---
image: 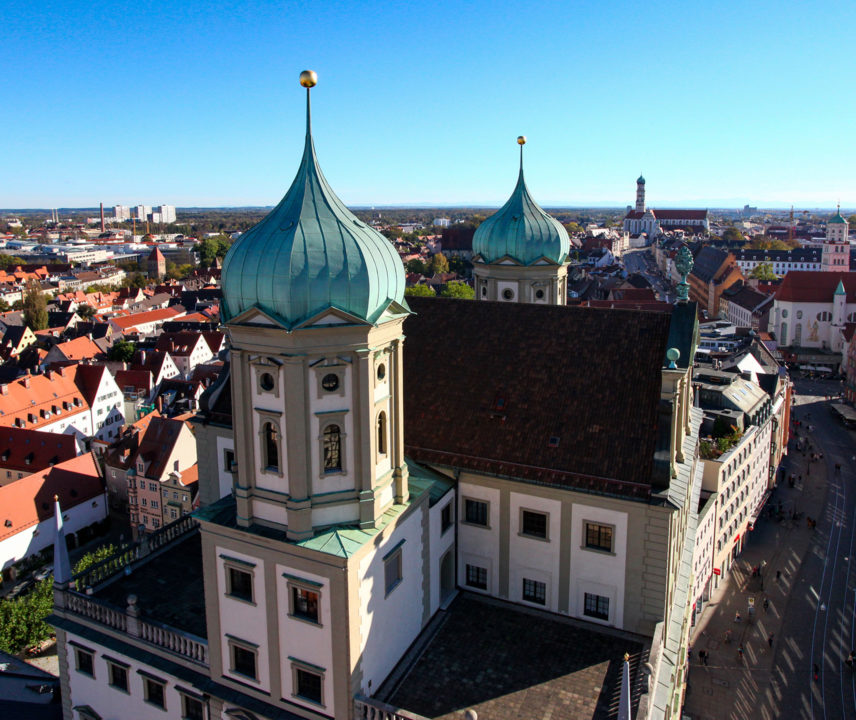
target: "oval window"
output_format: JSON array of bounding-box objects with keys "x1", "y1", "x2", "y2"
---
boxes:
[
  {"x1": 502, "y1": 289, "x2": 514, "y2": 300},
  {"x1": 260, "y1": 373, "x2": 275, "y2": 391},
  {"x1": 377, "y1": 364, "x2": 386, "y2": 381},
  {"x1": 535, "y1": 289, "x2": 545, "y2": 300},
  {"x1": 322, "y1": 373, "x2": 339, "y2": 392}
]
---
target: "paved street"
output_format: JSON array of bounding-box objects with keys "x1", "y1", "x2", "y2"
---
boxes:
[
  {"x1": 622, "y1": 248, "x2": 672, "y2": 301},
  {"x1": 684, "y1": 377, "x2": 856, "y2": 720}
]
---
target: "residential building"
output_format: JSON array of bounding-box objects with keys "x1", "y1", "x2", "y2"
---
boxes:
[
  {"x1": 718, "y1": 284, "x2": 774, "y2": 330},
  {"x1": 159, "y1": 463, "x2": 199, "y2": 524},
  {"x1": 155, "y1": 331, "x2": 222, "y2": 378},
  {"x1": 109, "y1": 307, "x2": 185, "y2": 338},
  {"x1": 43, "y1": 336, "x2": 104, "y2": 367},
  {"x1": 688, "y1": 246, "x2": 743, "y2": 318},
  {"x1": 74, "y1": 365, "x2": 125, "y2": 442},
  {"x1": 0, "y1": 427, "x2": 79, "y2": 486},
  {"x1": 0, "y1": 366, "x2": 92, "y2": 438},
  {"x1": 734, "y1": 246, "x2": 823, "y2": 276},
  {"x1": 102, "y1": 410, "x2": 161, "y2": 510},
  {"x1": 0, "y1": 453, "x2": 106, "y2": 586}
]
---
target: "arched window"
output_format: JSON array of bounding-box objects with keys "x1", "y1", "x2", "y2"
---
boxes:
[
  {"x1": 323, "y1": 425, "x2": 341, "y2": 472},
  {"x1": 780, "y1": 322, "x2": 788, "y2": 345},
  {"x1": 794, "y1": 323, "x2": 802, "y2": 346},
  {"x1": 377, "y1": 412, "x2": 387, "y2": 455},
  {"x1": 263, "y1": 422, "x2": 279, "y2": 471}
]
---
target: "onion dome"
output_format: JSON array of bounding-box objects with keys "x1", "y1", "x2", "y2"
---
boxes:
[
  {"x1": 472, "y1": 137, "x2": 570, "y2": 266},
  {"x1": 829, "y1": 204, "x2": 847, "y2": 224},
  {"x1": 221, "y1": 71, "x2": 405, "y2": 326},
  {"x1": 637, "y1": 174, "x2": 646, "y2": 184}
]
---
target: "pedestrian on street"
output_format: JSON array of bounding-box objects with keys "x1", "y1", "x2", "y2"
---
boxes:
[
  {"x1": 767, "y1": 634, "x2": 774, "y2": 648},
  {"x1": 734, "y1": 611, "x2": 741, "y2": 623},
  {"x1": 763, "y1": 598, "x2": 769, "y2": 613},
  {"x1": 738, "y1": 644, "x2": 744, "y2": 661},
  {"x1": 814, "y1": 663, "x2": 820, "y2": 681},
  {"x1": 776, "y1": 570, "x2": 782, "y2": 581},
  {"x1": 846, "y1": 651, "x2": 854, "y2": 668}
]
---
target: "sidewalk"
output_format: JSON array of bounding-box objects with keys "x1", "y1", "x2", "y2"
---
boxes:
[{"x1": 682, "y1": 421, "x2": 828, "y2": 720}]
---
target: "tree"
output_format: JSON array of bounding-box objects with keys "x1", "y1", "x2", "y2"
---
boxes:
[
  {"x1": 405, "y1": 258, "x2": 426, "y2": 275},
  {"x1": 0, "y1": 299, "x2": 10, "y2": 313},
  {"x1": 404, "y1": 285, "x2": 436, "y2": 297},
  {"x1": 108, "y1": 340, "x2": 136, "y2": 363},
  {"x1": 440, "y1": 281, "x2": 474, "y2": 300},
  {"x1": 749, "y1": 263, "x2": 778, "y2": 281},
  {"x1": 722, "y1": 227, "x2": 746, "y2": 245},
  {"x1": 748, "y1": 235, "x2": 790, "y2": 251},
  {"x1": 194, "y1": 235, "x2": 232, "y2": 266},
  {"x1": 448, "y1": 255, "x2": 470, "y2": 275},
  {"x1": 22, "y1": 281, "x2": 48, "y2": 331},
  {"x1": 849, "y1": 215, "x2": 856, "y2": 227},
  {"x1": 0, "y1": 255, "x2": 26, "y2": 270},
  {"x1": 76, "y1": 303, "x2": 96, "y2": 319},
  {"x1": 564, "y1": 221, "x2": 584, "y2": 235},
  {"x1": 430, "y1": 253, "x2": 449, "y2": 275}
]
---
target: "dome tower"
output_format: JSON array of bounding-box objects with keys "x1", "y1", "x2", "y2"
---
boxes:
[
  {"x1": 471, "y1": 137, "x2": 574, "y2": 305},
  {"x1": 220, "y1": 72, "x2": 410, "y2": 539}
]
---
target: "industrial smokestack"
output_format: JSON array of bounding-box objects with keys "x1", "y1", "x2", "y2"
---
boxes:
[{"x1": 100, "y1": 203, "x2": 105, "y2": 232}]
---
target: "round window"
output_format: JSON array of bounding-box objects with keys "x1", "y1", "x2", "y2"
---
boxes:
[
  {"x1": 781, "y1": 309, "x2": 788, "y2": 319},
  {"x1": 260, "y1": 373, "x2": 275, "y2": 391},
  {"x1": 796, "y1": 311, "x2": 802, "y2": 319},
  {"x1": 535, "y1": 289, "x2": 545, "y2": 300},
  {"x1": 502, "y1": 289, "x2": 514, "y2": 300},
  {"x1": 377, "y1": 364, "x2": 386, "y2": 381},
  {"x1": 322, "y1": 373, "x2": 339, "y2": 392}
]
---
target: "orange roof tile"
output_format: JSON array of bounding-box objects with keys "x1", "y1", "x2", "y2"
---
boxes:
[
  {"x1": 110, "y1": 307, "x2": 182, "y2": 331},
  {"x1": 52, "y1": 336, "x2": 103, "y2": 361},
  {"x1": 0, "y1": 366, "x2": 89, "y2": 430}
]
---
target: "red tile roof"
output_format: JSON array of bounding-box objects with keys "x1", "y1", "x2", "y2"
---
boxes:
[
  {"x1": 0, "y1": 427, "x2": 78, "y2": 477},
  {"x1": 110, "y1": 307, "x2": 182, "y2": 331},
  {"x1": 0, "y1": 366, "x2": 88, "y2": 430},
  {"x1": 0, "y1": 453, "x2": 103, "y2": 542},
  {"x1": 774, "y1": 271, "x2": 856, "y2": 303},
  {"x1": 51, "y1": 335, "x2": 103, "y2": 362},
  {"x1": 624, "y1": 209, "x2": 709, "y2": 220}
]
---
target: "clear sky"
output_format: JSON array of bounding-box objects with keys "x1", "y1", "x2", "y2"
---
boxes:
[{"x1": 3, "y1": 0, "x2": 854, "y2": 209}]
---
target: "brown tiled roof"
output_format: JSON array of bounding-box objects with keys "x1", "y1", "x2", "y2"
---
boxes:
[
  {"x1": 624, "y1": 209, "x2": 708, "y2": 221},
  {"x1": 0, "y1": 427, "x2": 78, "y2": 476},
  {"x1": 402, "y1": 298, "x2": 673, "y2": 499},
  {"x1": 774, "y1": 271, "x2": 856, "y2": 303}
]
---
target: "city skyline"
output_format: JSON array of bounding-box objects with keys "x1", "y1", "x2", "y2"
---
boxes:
[{"x1": 4, "y1": 0, "x2": 855, "y2": 208}]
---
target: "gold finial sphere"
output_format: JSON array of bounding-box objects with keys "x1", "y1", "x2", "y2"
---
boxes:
[
  {"x1": 517, "y1": 135, "x2": 527, "y2": 145},
  {"x1": 299, "y1": 70, "x2": 318, "y2": 88}
]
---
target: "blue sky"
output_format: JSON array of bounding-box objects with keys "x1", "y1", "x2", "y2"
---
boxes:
[{"x1": 3, "y1": 0, "x2": 854, "y2": 209}]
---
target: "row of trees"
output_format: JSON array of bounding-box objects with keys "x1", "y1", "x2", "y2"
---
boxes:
[{"x1": 404, "y1": 281, "x2": 474, "y2": 299}]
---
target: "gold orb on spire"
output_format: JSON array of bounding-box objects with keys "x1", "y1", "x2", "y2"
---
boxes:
[
  {"x1": 299, "y1": 70, "x2": 317, "y2": 88},
  {"x1": 517, "y1": 135, "x2": 527, "y2": 145}
]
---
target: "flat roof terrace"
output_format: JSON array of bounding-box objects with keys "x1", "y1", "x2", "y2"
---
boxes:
[{"x1": 381, "y1": 594, "x2": 646, "y2": 720}]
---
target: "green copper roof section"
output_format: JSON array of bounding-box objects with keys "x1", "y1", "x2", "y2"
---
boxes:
[
  {"x1": 472, "y1": 143, "x2": 570, "y2": 266},
  {"x1": 829, "y1": 209, "x2": 847, "y2": 224},
  {"x1": 637, "y1": 174, "x2": 646, "y2": 184},
  {"x1": 835, "y1": 279, "x2": 846, "y2": 296},
  {"x1": 221, "y1": 81, "x2": 405, "y2": 327}
]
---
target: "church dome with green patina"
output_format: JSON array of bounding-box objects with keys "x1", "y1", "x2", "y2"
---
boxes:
[
  {"x1": 221, "y1": 73, "x2": 405, "y2": 327},
  {"x1": 637, "y1": 174, "x2": 646, "y2": 185},
  {"x1": 472, "y1": 138, "x2": 570, "y2": 266},
  {"x1": 829, "y1": 208, "x2": 847, "y2": 224}
]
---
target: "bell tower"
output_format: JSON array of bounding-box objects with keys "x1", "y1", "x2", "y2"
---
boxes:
[
  {"x1": 636, "y1": 174, "x2": 646, "y2": 212},
  {"x1": 221, "y1": 71, "x2": 410, "y2": 540},
  {"x1": 822, "y1": 204, "x2": 850, "y2": 271}
]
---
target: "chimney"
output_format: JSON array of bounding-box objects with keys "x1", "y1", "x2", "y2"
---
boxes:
[
  {"x1": 23, "y1": 377, "x2": 30, "y2": 389},
  {"x1": 0, "y1": 384, "x2": 7, "y2": 395},
  {"x1": 156, "y1": 395, "x2": 164, "y2": 413},
  {"x1": 100, "y1": 203, "x2": 105, "y2": 233}
]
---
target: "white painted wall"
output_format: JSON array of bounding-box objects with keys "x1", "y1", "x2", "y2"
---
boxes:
[
  {"x1": 0, "y1": 492, "x2": 107, "y2": 572},
  {"x1": 428, "y1": 490, "x2": 456, "y2": 615},
  {"x1": 275, "y1": 563, "x2": 335, "y2": 715},
  {"x1": 215, "y1": 435, "x2": 236, "y2": 500},
  {"x1": 457, "y1": 481, "x2": 500, "y2": 596},
  {"x1": 569, "y1": 502, "x2": 627, "y2": 628},
  {"x1": 63, "y1": 631, "x2": 196, "y2": 720},
  {"x1": 357, "y1": 507, "x2": 424, "y2": 695},
  {"x1": 214, "y1": 544, "x2": 271, "y2": 693},
  {"x1": 508, "y1": 492, "x2": 562, "y2": 611}
]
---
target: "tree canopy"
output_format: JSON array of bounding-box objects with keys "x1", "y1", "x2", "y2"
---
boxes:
[
  {"x1": 22, "y1": 281, "x2": 47, "y2": 331},
  {"x1": 108, "y1": 340, "x2": 137, "y2": 363},
  {"x1": 405, "y1": 258, "x2": 426, "y2": 275},
  {"x1": 440, "y1": 281, "x2": 474, "y2": 299},
  {"x1": 0, "y1": 255, "x2": 26, "y2": 270},
  {"x1": 194, "y1": 235, "x2": 233, "y2": 266},
  {"x1": 564, "y1": 221, "x2": 584, "y2": 235},
  {"x1": 429, "y1": 253, "x2": 449, "y2": 275},
  {"x1": 749, "y1": 263, "x2": 779, "y2": 281},
  {"x1": 748, "y1": 235, "x2": 796, "y2": 251},
  {"x1": 404, "y1": 284, "x2": 436, "y2": 297},
  {"x1": 722, "y1": 227, "x2": 746, "y2": 245}
]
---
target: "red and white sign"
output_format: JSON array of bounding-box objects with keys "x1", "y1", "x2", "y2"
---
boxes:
[{"x1": 713, "y1": 568, "x2": 721, "y2": 576}]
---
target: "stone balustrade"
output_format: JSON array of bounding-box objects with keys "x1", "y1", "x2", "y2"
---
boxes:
[{"x1": 354, "y1": 696, "x2": 431, "y2": 720}]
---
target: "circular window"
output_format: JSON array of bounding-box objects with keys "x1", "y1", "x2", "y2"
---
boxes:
[
  {"x1": 322, "y1": 373, "x2": 339, "y2": 392},
  {"x1": 481, "y1": 286, "x2": 487, "y2": 296},
  {"x1": 377, "y1": 364, "x2": 386, "y2": 381},
  {"x1": 260, "y1": 373, "x2": 275, "y2": 391},
  {"x1": 535, "y1": 289, "x2": 545, "y2": 300},
  {"x1": 781, "y1": 309, "x2": 788, "y2": 319},
  {"x1": 502, "y1": 289, "x2": 514, "y2": 300},
  {"x1": 796, "y1": 311, "x2": 803, "y2": 319}
]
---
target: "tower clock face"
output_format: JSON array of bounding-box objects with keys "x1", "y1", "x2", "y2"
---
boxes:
[{"x1": 322, "y1": 373, "x2": 339, "y2": 392}]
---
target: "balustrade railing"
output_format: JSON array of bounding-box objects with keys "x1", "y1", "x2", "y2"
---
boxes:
[
  {"x1": 354, "y1": 696, "x2": 431, "y2": 720},
  {"x1": 65, "y1": 592, "x2": 127, "y2": 632}
]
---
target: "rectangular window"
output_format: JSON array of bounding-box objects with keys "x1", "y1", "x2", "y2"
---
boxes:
[
  {"x1": 584, "y1": 522, "x2": 613, "y2": 553},
  {"x1": 522, "y1": 578, "x2": 546, "y2": 605},
  {"x1": 464, "y1": 498, "x2": 488, "y2": 527},
  {"x1": 441, "y1": 502, "x2": 453, "y2": 533},
  {"x1": 224, "y1": 449, "x2": 235, "y2": 472},
  {"x1": 295, "y1": 667, "x2": 323, "y2": 705},
  {"x1": 75, "y1": 647, "x2": 94, "y2": 676},
  {"x1": 231, "y1": 643, "x2": 257, "y2": 680},
  {"x1": 465, "y1": 564, "x2": 487, "y2": 590},
  {"x1": 181, "y1": 694, "x2": 204, "y2": 720},
  {"x1": 584, "y1": 592, "x2": 610, "y2": 621},
  {"x1": 384, "y1": 547, "x2": 403, "y2": 596},
  {"x1": 227, "y1": 566, "x2": 254, "y2": 603},
  {"x1": 521, "y1": 510, "x2": 548, "y2": 540},
  {"x1": 290, "y1": 585, "x2": 320, "y2": 624},
  {"x1": 149, "y1": 482, "x2": 157, "y2": 492},
  {"x1": 143, "y1": 676, "x2": 166, "y2": 709},
  {"x1": 151, "y1": 500, "x2": 159, "y2": 509},
  {"x1": 108, "y1": 662, "x2": 129, "y2": 692}
]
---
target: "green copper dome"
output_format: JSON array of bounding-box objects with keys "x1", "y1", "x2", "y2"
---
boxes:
[
  {"x1": 835, "y1": 279, "x2": 846, "y2": 296},
  {"x1": 637, "y1": 174, "x2": 646, "y2": 184},
  {"x1": 221, "y1": 81, "x2": 405, "y2": 327},
  {"x1": 829, "y1": 209, "x2": 847, "y2": 224},
  {"x1": 472, "y1": 146, "x2": 570, "y2": 266}
]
